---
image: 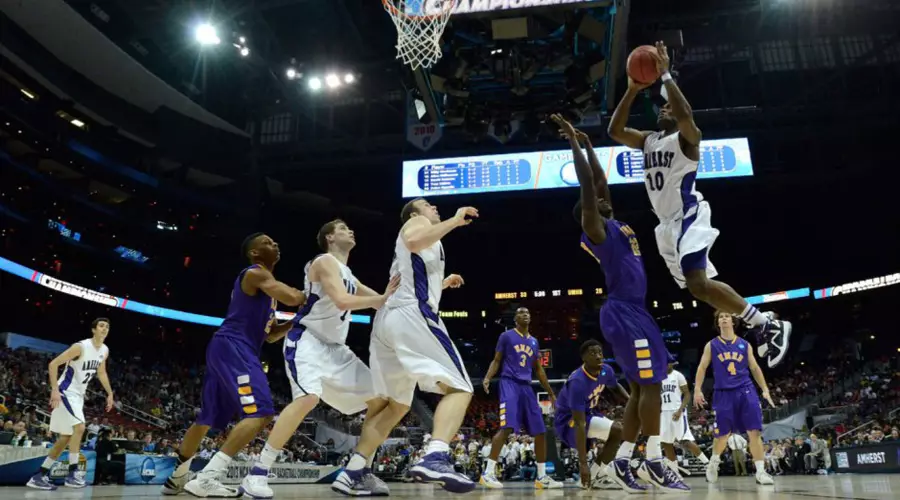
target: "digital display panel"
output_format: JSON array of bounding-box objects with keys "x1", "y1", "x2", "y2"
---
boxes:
[
  {"x1": 402, "y1": 137, "x2": 753, "y2": 198},
  {"x1": 538, "y1": 349, "x2": 552, "y2": 368}
]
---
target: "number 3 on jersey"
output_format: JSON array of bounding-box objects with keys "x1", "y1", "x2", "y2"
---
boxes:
[{"x1": 645, "y1": 171, "x2": 664, "y2": 191}]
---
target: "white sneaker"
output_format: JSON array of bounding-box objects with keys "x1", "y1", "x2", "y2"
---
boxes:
[
  {"x1": 162, "y1": 471, "x2": 195, "y2": 495},
  {"x1": 536, "y1": 475, "x2": 563, "y2": 489},
  {"x1": 479, "y1": 473, "x2": 503, "y2": 489},
  {"x1": 756, "y1": 471, "x2": 775, "y2": 485},
  {"x1": 664, "y1": 459, "x2": 684, "y2": 480},
  {"x1": 706, "y1": 458, "x2": 720, "y2": 484},
  {"x1": 239, "y1": 469, "x2": 274, "y2": 499},
  {"x1": 184, "y1": 472, "x2": 241, "y2": 498}
]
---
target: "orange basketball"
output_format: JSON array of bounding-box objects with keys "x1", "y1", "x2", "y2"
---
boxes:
[{"x1": 627, "y1": 45, "x2": 661, "y2": 85}]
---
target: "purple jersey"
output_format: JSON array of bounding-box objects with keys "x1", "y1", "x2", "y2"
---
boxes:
[
  {"x1": 214, "y1": 265, "x2": 277, "y2": 354},
  {"x1": 556, "y1": 364, "x2": 618, "y2": 422},
  {"x1": 496, "y1": 329, "x2": 540, "y2": 383},
  {"x1": 579, "y1": 219, "x2": 647, "y2": 303},
  {"x1": 711, "y1": 336, "x2": 753, "y2": 390}
]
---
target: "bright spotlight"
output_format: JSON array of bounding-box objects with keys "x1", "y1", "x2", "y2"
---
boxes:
[
  {"x1": 308, "y1": 77, "x2": 322, "y2": 91},
  {"x1": 344, "y1": 73, "x2": 355, "y2": 84},
  {"x1": 325, "y1": 74, "x2": 340, "y2": 88},
  {"x1": 286, "y1": 68, "x2": 297, "y2": 79},
  {"x1": 240, "y1": 47, "x2": 250, "y2": 57},
  {"x1": 239, "y1": 36, "x2": 246, "y2": 44},
  {"x1": 195, "y1": 23, "x2": 220, "y2": 46}
]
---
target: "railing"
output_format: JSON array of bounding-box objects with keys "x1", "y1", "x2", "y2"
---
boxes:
[
  {"x1": 763, "y1": 367, "x2": 867, "y2": 423},
  {"x1": 294, "y1": 432, "x2": 328, "y2": 464},
  {"x1": 837, "y1": 420, "x2": 877, "y2": 445},
  {"x1": 889, "y1": 406, "x2": 900, "y2": 420},
  {"x1": 87, "y1": 389, "x2": 169, "y2": 428}
]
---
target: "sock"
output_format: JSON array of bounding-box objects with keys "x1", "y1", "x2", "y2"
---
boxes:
[
  {"x1": 258, "y1": 443, "x2": 280, "y2": 470},
  {"x1": 615, "y1": 442, "x2": 635, "y2": 460},
  {"x1": 424, "y1": 439, "x2": 449, "y2": 455},
  {"x1": 537, "y1": 462, "x2": 546, "y2": 478},
  {"x1": 69, "y1": 453, "x2": 79, "y2": 467},
  {"x1": 740, "y1": 304, "x2": 768, "y2": 328},
  {"x1": 366, "y1": 454, "x2": 375, "y2": 468},
  {"x1": 346, "y1": 453, "x2": 366, "y2": 471},
  {"x1": 755, "y1": 460, "x2": 765, "y2": 474},
  {"x1": 202, "y1": 452, "x2": 232, "y2": 474},
  {"x1": 697, "y1": 452, "x2": 710, "y2": 464},
  {"x1": 39, "y1": 457, "x2": 55, "y2": 474},
  {"x1": 646, "y1": 436, "x2": 662, "y2": 460},
  {"x1": 485, "y1": 458, "x2": 497, "y2": 475}
]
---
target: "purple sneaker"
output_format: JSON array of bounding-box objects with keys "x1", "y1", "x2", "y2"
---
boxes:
[
  {"x1": 409, "y1": 452, "x2": 475, "y2": 493},
  {"x1": 26, "y1": 472, "x2": 57, "y2": 490},
  {"x1": 331, "y1": 467, "x2": 372, "y2": 497},
  {"x1": 639, "y1": 459, "x2": 690, "y2": 492},
  {"x1": 64, "y1": 470, "x2": 87, "y2": 488},
  {"x1": 609, "y1": 459, "x2": 647, "y2": 493}
]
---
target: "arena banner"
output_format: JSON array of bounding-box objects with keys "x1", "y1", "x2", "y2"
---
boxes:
[
  {"x1": 0, "y1": 449, "x2": 95, "y2": 485},
  {"x1": 188, "y1": 459, "x2": 341, "y2": 484},
  {"x1": 124, "y1": 454, "x2": 176, "y2": 485},
  {"x1": 832, "y1": 442, "x2": 900, "y2": 474}
]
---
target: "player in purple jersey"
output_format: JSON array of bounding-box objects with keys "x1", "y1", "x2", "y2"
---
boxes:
[
  {"x1": 694, "y1": 311, "x2": 776, "y2": 486},
  {"x1": 553, "y1": 114, "x2": 687, "y2": 492},
  {"x1": 163, "y1": 233, "x2": 306, "y2": 498},
  {"x1": 479, "y1": 307, "x2": 561, "y2": 489},
  {"x1": 553, "y1": 340, "x2": 631, "y2": 490},
  {"x1": 608, "y1": 42, "x2": 791, "y2": 369}
]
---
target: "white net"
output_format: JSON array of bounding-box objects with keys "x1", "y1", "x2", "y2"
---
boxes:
[{"x1": 382, "y1": 0, "x2": 456, "y2": 70}]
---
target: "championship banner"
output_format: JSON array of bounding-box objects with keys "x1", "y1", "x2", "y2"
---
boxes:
[
  {"x1": 0, "y1": 449, "x2": 96, "y2": 485},
  {"x1": 125, "y1": 454, "x2": 176, "y2": 485},
  {"x1": 189, "y1": 459, "x2": 341, "y2": 485},
  {"x1": 832, "y1": 442, "x2": 900, "y2": 474}
]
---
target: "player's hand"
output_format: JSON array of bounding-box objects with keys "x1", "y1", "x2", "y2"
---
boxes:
[
  {"x1": 443, "y1": 274, "x2": 464, "y2": 289},
  {"x1": 654, "y1": 41, "x2": 671, "y2": 74},
  {"x1": 384, "y1": 274, "x2": 401, "y2": 297},
  {"x1": 627, "y1": 76, "x2": 652, "y2": 91},
  {"x1": 762, "y1": 390, "x2": 776, "y2": 408},
  {"x1": 50, "y1": 388, "x2": 61, "y2": 410},
  {"x1": 453, "y1": 206, "x2": 478, "y2": 226},
  {"x1": 550, "y1": 114, "x2": 577, "y2": 138},
  {"x1": 693, "y1": 391, "x2": 707, "y2": 409},
  {"x1": 106, "y1": 394, "x2": 115, "y2": 412},
  {"x1": 673, "y1": 409, "x2": 683, "y2": 421},
  {"x1": 579, "y1": 461, "x2": 591, "y2": 489},
  {"x1": 482, "y1": 379, "x2": 490, "y2": 394}
]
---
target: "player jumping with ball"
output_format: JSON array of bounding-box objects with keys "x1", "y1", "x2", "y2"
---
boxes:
[{"x1": 608, "y1": 41, "x2": 792, "y2": 368}]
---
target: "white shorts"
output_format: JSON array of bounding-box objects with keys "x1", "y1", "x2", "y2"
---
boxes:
[
  {"x1": 654, "y1": 201, "x2": 719, "y2": 288},
  {"x1": 588, "y1": 416, "x2": 614, "y2": 441},
  {"x1": 370, "y1": 304, "x2": 473, "y2": 406},
  {"x1": 660, "y1": 410, "x2": 695, "y2": 443},
  {"x1": 49, "y1": 392, "x2": 85, "y2": 435},
  {"x1": 283, "y1": 332, "x2": 374, "y2": 415}
]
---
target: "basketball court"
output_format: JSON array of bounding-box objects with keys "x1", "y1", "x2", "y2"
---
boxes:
[{"x1": 1, "y1": 476, "x2": 898, "y2": 499}]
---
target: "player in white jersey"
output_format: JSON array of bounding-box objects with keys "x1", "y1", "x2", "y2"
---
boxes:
[
  {"x1": 659, "y1": 359, "x2": 708, "y2": 479},
  {"x1": 332, "y1": 199, "x2": 478, "y2": 496},
  {"x1": 241, "y1": 220, "x2": 399, "y2": 499},
  {"x1": 27, "y1": 318, "x2": 115, "y2": 490},
  {"x1": 608, "y1": 41, "x2": 792, "y2": 369}
]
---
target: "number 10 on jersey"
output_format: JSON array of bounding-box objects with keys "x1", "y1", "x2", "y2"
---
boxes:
[{"x1": 645, "y1": 171, "x2": 664, "y2": 191}]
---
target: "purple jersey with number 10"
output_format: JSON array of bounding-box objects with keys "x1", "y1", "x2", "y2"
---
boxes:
[{"x1": 497, "y1": 329, "x2": 540, "y2": 383}]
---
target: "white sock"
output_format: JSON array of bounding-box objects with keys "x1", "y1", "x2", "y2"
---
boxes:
[
  {"x1": 646, "y1": 436, "x2": 662, "y2": 460},
  {"x1": 537, "y1": 462, "x2": 546, "y2": 477},
  {"x1": 697, "y1": 452, "x2": 710, "y2": 464},
  {"x1": 740, "y1": 304, "x2": 768, "y2": 327},
  {"x1": 259, "y1": 443, "x2": 280, "y2": 470},
  {"x1": 41, "y1": 457, "x2": 55, "y2": 469},
  {"x1": 347, "y1": 453, "x2": 366, "y2": 471},
  {"x1": 174, "y1": 457, "x2": 194, "y2": 477},
  {"x1": 202, "y1": 452, "x2": 232, "y2": 474},
  {"x1": 69, "y1": 453, "x2": 79, "y2": 467},
  {"x1": 485, "y1": 458, "x2": 497, "y2": 475},
  {"x1": 424, "y1": 439, "x2": 449, "y2": 454},
  {"x1": 615, "y1": 442, "x2": 635, "y2": 460},
  {"x1": 755, "y1": 460, "x2": 765, "y2": 474},
  {"x1": 366, "y1": 454, "x2": 375, "y2": 468}
]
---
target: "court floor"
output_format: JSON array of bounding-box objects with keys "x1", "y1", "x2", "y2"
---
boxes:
[{"x1": 1, "y1": 475, "x2": 898, "y2": 499}]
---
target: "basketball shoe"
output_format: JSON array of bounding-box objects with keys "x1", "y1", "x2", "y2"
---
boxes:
[
  {"x1": 26, "y1": 472, "x2": 57, "y2": 490},
  {"x1": 239, "y1": 466, "x2": 274, "y2": 499},
  {"x1": 408, "y1": 452, "x2": 475, "y2": 493},
  {"x1": 362, "y1": 470, "x2": 390, "y2": 496},
  {"x1": 535, "y1": 474, "x2": 563, "y2": 489},
  {"x1": 64, "y1": 470, "x2": 87, "y2": 488},
  {"x1": 751, "y1": 312, "x2": 792, "y2": 368},
  {"x1": 478, "y1": 471, "x2": 503, "y2": 489},
  {"x1": 331, "y1": 468, "x2": 372, "y2": 497},
  {"x1": 756, "y1": 470, "x2": 775, "y2": 485},
  {"x1": 607, "y1": 459, "x2": 647, "y2": 493},
  {"x1": 706, "y1": 456, "x2": 720, "y2": 483},
  {"x1": 637, "y1": 459, "x2": 690, "y2": 492},
  {"x1": 184, "y1": 469, "x2": 240, "y2": 498}
]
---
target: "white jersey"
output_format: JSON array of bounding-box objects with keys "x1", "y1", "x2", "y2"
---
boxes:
[
  {"x1": 298, "y1": 254, "x2": 357, "y2": 345},
  {"x1": 642, "y1": 131, "x2": 703, "y2": 221},
  {"x1": 384, "y1": 232, "x2": 444, "y2": 313},
  {"x1": 661, "y1": 369, "x2": 688, "y2": 412},
  {"x1": 59, "y1": 339, "x2": 108, "y2": 397}
]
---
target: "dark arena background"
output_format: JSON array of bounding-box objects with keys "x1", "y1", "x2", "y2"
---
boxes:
[{"x1": 1, "y1": 0, "x2": 900, "y2": 498}]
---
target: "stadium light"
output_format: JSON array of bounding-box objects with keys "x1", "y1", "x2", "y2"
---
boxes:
[
  {"x1": 344, "y1": 73, "x2": 355, "y2": 84},
  {"x1": 308, "y1": 77, "x2": 322, "y2": 91},
  {"x1": 240, "y1": 47, "x2": 250, "y2": 57},
  {"x1": 286, "y1": 68, "x2": 297, "y2": 79},
  {"x1": 325, "y1": 74, "x2": 340, "y2": 88},
  {"x1": 195, "y1": 23, "x2": 221, "y2": 46}
]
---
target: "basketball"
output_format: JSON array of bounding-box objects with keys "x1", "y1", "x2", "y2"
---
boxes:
[{"x1": 627, "y1": 45, "x2": 661, "y2": 85}]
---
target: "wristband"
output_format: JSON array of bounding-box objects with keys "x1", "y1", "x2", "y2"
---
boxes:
[{"x1": 661, "y1": 72, "x2": 673, "y2": 83}]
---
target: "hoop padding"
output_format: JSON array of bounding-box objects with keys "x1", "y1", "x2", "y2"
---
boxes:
[{"x1": 382, "y1": 0, "x2": 455, "y2": 70}]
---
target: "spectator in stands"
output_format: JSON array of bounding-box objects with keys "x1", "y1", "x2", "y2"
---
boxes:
[
  {"x1": 11, "y1": 421, "x2": 30, "y2": 446},
  {"x1": 792, "y1": 437, "x2": 810, "y2": 474},
  {"x1": 95, "y1": 429, "x2": 125, "y2": 485},
  {"x1": 142, "y1": 433, "x2": 157, "y2": 453},
  {"x1": 804, "y1": 434, "x2": 830, "y2": 474}
]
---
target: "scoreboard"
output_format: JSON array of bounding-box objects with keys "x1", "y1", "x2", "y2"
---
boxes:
[{"x1": 538, "y1": 349, "x2": 553, "y2": 369}]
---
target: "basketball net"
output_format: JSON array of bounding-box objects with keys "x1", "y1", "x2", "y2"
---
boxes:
[{"x1": 382, "y1": 0, "x2": 456, "y2": 70}]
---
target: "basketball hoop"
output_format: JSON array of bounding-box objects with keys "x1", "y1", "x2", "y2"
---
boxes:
[{"x1": 382, "y1": 0, "x2": 456, "y2": 70}]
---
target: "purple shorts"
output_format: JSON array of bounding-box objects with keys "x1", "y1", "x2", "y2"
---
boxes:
[
  {"x1": 499, "y1": 377, "x2": 546, "y2": 436},
  {"x1": 712, "y1": 385, "x2": 763, "y2": 437},
  {"x1": 196, "y1": 336, "x2": 274, "y2": 430},
  {"x1": 599, "y1": 299, "x2": 669, "y2": 384}
]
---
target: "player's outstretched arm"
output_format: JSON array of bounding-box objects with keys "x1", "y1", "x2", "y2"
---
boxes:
[
  {"x1": 482, "y1": 351, "x2": 503, "y2": 394},
  {"x1": 575, "y1": 131, "x2": 612, "y2": 205},
  {"x1": 654, "y1": 41, "x2": 701, "y2": 146},
  {"x1": 693, "y1": 342, "x2": 712, "y2": 408},
  {"x1": 313, "y1": 256, "x2": 394, "y2": 311},
  {"x1": 572, "y1": 410, "x2": 591, "y2": 488},
  {"x1": 244, "y1": 266, "x2": 306, "y2": 307},
  {"x1": 403, "y1": 207, "x2": 478, "y2": 253},
  {"x1": 265, "y1": 321, "x2": 293, "y2": 344},
  {"x1": 552, "y1": 114, "x2": 606, "y2": 243},
  {"x1": 607, "y1": 79, "x2": 653, "y2": 150},
  {"x1": 96, "y1": 356, "x2": 115, "y2": 411},
  {"x1": 747, "y1": 348, "x2": 776, "y2": 407},
  {"x1": 47, "y1": 343, "x2": 83, "y2": 408}
]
